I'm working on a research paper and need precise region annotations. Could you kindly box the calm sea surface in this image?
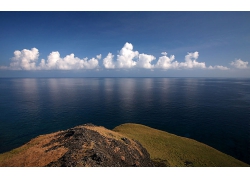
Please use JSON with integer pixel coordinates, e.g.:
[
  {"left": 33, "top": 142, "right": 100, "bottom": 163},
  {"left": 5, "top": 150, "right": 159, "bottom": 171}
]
[{"left": 0, "top": 78, "right": 249, "bottom": 164}]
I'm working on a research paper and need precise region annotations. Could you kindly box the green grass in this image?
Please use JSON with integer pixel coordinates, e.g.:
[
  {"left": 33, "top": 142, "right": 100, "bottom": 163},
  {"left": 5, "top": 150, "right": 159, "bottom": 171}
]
[{"left": 114, "top": 123, "right": 249, "bottom": 167}]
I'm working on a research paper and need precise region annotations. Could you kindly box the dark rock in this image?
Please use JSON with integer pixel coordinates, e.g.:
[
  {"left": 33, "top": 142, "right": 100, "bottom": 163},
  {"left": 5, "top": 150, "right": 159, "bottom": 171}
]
[
  {"left": 64, "top": 130, "right": 75, "bottom": 138},
  {"left": 46, "top": 124, "right": 154, "bottom": 167},
  {"left": 121, "top": 137, "right": 131, "bottom": 145}
]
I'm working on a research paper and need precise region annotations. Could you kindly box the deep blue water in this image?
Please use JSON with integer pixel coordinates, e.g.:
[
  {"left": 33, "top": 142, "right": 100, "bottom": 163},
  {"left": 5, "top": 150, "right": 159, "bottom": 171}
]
[{"left": 0, "top": 78, "right": 249, "bottom": 164}]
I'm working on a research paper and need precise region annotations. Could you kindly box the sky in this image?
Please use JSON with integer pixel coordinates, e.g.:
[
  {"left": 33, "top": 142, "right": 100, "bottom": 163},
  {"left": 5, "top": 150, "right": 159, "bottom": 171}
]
[{"left": 0, "top": 11, "right": 250, "bottom": 77}]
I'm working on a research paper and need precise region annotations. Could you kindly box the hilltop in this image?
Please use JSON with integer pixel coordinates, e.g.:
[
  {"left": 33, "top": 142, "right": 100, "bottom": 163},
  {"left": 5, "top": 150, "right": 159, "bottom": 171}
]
[{"left": 0, "top": 123, "right": 153, "bottom": 167}]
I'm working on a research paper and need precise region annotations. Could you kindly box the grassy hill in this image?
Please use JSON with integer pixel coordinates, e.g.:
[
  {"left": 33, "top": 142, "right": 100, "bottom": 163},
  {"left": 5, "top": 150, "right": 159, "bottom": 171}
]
[
  {"left": 114, "top": 123, "right": 249, "bottom": 167},
  {"left": 0, "top": 124, "right": 153, "bottom": 167},
  {"left": 0, "top": 123, "right": 248, "bottom": 167}
]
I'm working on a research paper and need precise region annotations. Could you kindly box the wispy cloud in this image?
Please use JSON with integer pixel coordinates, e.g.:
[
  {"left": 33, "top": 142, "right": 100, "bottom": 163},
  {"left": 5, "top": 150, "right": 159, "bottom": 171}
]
[
  {"left": 208, "top": 65, "right": 229, "bottom": 70},
  {"left": 230, "top": 59, "right": 248, "bottom": 69},
  {"left": 96, "top": 54, "right": 102, "bottom": 60}
]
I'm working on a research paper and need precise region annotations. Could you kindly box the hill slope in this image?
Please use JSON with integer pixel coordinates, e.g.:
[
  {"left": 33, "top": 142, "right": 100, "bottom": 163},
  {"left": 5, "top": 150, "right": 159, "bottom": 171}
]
[
  {"left": 0, "top": 124, "right": 153, "bottom": 167},
  {"left": 114, "top": 123, "right": 249, "bottom": 167},
  {"left": 0, "top": 123, "right": 248, "bottom": 167}
]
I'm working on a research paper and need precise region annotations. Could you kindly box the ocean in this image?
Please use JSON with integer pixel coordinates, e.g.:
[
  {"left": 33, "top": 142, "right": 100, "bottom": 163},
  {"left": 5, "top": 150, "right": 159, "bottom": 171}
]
[{"left": 0, "top": 78, "right": 249, "bottom": 164}]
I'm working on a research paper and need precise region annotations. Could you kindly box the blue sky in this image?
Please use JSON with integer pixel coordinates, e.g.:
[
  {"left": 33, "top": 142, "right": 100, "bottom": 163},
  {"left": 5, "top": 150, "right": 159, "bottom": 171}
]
[{"left": 0, "top": 11, "right": 249, "bottom": 77}]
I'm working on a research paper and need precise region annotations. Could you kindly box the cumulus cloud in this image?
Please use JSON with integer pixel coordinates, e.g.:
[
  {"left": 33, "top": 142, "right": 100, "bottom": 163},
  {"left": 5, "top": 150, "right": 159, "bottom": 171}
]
[
  {"left": 155, "top": 51, "right": 207, "bottom": 70},
  {"left": 230, "top": 59, "right": 248, "bottom": 69},
  {"left": 103, "top": 42, "right": 155, "bottom": 69},
  {"left": 155, "top": 53, "right": 179, "bottom": 69},
  {"left": 4, "top": 48, "right": 99, "bottom": 70},
  {"left": 116, "top": 42, "right": 138, "bottom": 68},
  {"left": 10, "top": 48, "right": 39, "bottom": 70},
  {"left": 102, "top": 44, "right": 209, "bottom": 70},
  {"left": 1, "top": 42, "right": 234, "bottom": 72},
  {"left": 103, "top": 53, "right": 115, "bottom": 69},
  {"left": 136, "top": 53, "right": 155, "bottom": 69},
  {"left": 179, "top": 52, "right": 206, "bottom": 69},
  {"left": 38, "top": 52, "right": 99, "bottom": 70}
]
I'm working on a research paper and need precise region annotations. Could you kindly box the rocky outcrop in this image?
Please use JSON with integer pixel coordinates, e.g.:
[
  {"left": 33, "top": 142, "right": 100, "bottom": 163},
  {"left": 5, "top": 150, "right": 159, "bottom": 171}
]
[{"left": 0, "top": 124, "right": 154, "bottom": 167}]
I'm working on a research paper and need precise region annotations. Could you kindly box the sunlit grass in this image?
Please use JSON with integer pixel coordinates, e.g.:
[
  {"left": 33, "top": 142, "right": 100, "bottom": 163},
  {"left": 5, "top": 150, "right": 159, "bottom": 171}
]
[
  {"left": 0, "top": 132, "right": 67, "bottom": 167},
  {"left": 114, "top": 123, "right": 249, "bottom": 167}
]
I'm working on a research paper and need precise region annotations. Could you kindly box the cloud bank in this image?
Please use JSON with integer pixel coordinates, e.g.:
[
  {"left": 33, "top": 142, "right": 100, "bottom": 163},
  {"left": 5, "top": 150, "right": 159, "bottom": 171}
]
[
  {"left": 103, "top": 43, "right": 228, "bottom": 70},
  {"left": 1, "top": 42, "right": 245, "bottom": 71},
  {"left": 2, "top": 48, "right": 99, "bottom": 70},
  {"left": 38, "top": 52, "right": 99, "bottom": 70}
]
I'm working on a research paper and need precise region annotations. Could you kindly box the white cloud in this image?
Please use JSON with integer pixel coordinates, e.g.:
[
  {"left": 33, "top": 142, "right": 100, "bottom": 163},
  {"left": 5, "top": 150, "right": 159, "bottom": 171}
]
[
  {"left": 230, "top": 59, "right": 248, "bottom": 69},
  {"left": 104, "top": 42, "right": 153, "bottom": 69},
  {"left": 136, "top": 53, "right": 155, "bottom": 69},
  {"left": 84, "top": 58, "right": 99, "bottom": 69},
  {"left": 1, "top": 43, "right": 236, "bottom": 72},
  {"left": 116, "top": 42, "right": 138, "bottom": 68},
  {"left": 155, "top": 53, "right": 179, "bottom": 69},
  {"left": 161, "top": 52, "right": 167, "bottom": 56},
  {"left": 155, "top": 51, "right": 206, "bottom": 70},
  {"left": 38, "top": 52, "right": 99, "bottom": 70},
  {"left": 179, "top": 52, "right": 206, "bottom": 69},
  {"left": 208, "top": 65, "right": 229, "bottom": 70},
  {"left": 103, "top": 53, "right": 115, "bottom": 69},
  {"left": 96, "top": 54, "right": 102, "bottom": 60},
  {"left": 5, "top": 48, "right": 99, "bottom": 70},
  {"left": 10, "top": 48, "right": 39, "bottom": 70}
]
